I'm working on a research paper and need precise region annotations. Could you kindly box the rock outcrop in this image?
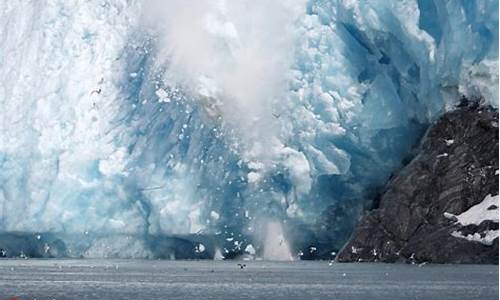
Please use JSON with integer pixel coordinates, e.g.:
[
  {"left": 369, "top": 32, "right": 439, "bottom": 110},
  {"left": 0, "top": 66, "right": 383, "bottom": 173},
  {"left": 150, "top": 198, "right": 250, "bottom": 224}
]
[{"left": 337, "top": 103, "right": 499, "bottom": 263}]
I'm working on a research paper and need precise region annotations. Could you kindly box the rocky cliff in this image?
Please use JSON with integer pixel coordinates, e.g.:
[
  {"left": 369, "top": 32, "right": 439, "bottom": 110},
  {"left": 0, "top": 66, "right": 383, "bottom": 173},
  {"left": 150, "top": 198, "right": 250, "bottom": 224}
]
[{"left": 337, "top": 102, "right": 499, "bottom": 263}]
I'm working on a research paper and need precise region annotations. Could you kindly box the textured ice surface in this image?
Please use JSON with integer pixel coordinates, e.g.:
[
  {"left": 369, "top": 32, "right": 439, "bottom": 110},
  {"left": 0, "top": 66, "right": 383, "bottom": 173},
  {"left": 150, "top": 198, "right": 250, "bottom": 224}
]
[{"left": 0, "top": 0, "right": 497, "bottom": 257}]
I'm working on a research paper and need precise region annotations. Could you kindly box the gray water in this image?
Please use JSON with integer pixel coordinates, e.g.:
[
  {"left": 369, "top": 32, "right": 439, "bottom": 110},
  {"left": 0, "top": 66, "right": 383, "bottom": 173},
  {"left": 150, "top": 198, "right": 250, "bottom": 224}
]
[{"left": 0, "top": 259, "right": 497, "bottom": 300}]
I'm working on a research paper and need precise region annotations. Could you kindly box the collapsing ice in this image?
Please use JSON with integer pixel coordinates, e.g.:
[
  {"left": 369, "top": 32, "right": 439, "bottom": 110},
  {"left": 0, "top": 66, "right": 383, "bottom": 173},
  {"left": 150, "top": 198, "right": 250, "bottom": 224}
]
[{"left": 0, "top": 0, "right": 497, "bottom": 258}]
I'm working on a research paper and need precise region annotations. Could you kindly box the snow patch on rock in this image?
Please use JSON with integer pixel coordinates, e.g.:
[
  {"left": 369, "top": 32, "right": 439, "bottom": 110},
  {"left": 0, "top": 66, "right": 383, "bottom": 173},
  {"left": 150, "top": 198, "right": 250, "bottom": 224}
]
[
  {"left": 445, "top": 194, "right": 499, "bottom": 226},
  {"left": 446, "top": 194, "right": 499, "bottom": 246}
]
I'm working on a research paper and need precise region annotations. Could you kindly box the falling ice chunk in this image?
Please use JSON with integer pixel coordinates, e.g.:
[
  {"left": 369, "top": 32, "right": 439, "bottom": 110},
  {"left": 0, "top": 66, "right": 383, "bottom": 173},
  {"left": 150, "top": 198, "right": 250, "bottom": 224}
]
[
  {"left": 247, "top": 172, "right": 261, "bottom": 183},
  {"left": 210, "top": 211, "right": 220, "bottom": 220},
  {"left": 195, "top": 243, "right": 206, "bottom": 253},
  {"left": 155, "top": 88, "right": 168, "bottom": 99},
  {"left": 155, "top": 89, "right": 171, "bottom": 103}
]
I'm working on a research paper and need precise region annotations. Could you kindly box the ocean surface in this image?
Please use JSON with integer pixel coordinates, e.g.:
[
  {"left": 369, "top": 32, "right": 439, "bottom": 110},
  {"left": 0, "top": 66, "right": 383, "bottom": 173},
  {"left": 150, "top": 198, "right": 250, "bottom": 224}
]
[{"left": 0, "top": 260, "right": 497, "bottom": 300}]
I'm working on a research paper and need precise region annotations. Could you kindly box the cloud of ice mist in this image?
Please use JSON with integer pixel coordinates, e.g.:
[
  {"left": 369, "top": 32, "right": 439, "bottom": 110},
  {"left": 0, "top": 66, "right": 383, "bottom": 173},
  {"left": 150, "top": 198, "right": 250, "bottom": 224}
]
[{"left": 142, "top": 0, "right": 306, "bottom": 162}]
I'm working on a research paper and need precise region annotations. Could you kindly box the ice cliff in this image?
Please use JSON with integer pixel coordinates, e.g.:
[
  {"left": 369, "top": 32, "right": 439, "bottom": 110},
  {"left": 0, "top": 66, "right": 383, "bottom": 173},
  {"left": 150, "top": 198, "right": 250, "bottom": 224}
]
[{"left": 0, "top": 0, "right": 497, "bottom": 258}]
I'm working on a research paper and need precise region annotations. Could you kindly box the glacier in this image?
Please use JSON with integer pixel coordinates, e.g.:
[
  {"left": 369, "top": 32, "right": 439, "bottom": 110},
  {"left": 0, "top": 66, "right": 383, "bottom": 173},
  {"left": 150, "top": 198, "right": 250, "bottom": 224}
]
[{"left": 0, "top": 0, "right": 497, "bottom": 258}]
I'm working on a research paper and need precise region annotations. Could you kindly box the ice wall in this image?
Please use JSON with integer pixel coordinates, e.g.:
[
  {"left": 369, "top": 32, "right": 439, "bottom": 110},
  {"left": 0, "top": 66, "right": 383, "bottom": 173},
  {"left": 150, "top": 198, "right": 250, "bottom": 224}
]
[{"left": 0, "top": 0, "right": 497, "bottom": 258}]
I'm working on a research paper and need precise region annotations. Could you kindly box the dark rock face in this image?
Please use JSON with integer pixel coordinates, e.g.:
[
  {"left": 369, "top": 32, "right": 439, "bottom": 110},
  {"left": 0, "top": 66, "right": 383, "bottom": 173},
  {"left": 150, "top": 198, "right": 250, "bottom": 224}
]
[{"left": 337, "top": 104, "right": 499, "bottom": 263}]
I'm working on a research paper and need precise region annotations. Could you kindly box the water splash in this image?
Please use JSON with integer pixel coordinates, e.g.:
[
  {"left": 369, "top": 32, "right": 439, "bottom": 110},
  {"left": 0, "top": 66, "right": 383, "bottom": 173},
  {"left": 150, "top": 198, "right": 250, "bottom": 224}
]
[{"left": 263, "top": 221, "right": 293, "bottom": 261}]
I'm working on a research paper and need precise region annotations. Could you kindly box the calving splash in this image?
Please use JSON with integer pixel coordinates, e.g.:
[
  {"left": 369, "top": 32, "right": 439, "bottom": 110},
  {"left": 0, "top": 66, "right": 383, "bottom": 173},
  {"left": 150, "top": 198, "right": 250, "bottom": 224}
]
[
  {"left": 263, "top": 222, "right": 293, "bottom": 261},
  {"left": 0, "top": 0, "right": 497, "bottom": 258}
]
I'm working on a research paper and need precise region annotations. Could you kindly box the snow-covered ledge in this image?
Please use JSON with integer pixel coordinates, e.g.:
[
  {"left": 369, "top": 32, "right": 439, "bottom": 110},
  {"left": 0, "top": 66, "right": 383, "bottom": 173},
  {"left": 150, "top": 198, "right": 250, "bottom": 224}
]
[{"left": 444, "top": 194, "right": 499, "bottom": 246}]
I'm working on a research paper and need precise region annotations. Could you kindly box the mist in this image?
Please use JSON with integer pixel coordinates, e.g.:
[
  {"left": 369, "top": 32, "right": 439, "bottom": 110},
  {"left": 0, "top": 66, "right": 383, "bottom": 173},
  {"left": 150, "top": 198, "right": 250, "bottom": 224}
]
[{"left": 142, "top": 0, "right": 306, "bottom": 166}]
